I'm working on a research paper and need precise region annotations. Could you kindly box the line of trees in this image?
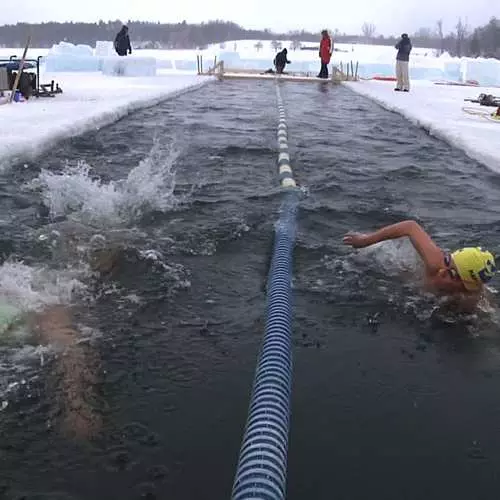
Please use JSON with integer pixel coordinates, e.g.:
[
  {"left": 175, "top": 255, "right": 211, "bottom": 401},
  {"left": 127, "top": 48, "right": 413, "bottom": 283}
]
[
  {"left": 0, "top": 18, "right": 498, "bottom": 58},
  {"left": 359, "top": 17, "right": 500, "bottom": 58},
  {"left": 0, "top": 20, "right": 267, "bottom": 49}
]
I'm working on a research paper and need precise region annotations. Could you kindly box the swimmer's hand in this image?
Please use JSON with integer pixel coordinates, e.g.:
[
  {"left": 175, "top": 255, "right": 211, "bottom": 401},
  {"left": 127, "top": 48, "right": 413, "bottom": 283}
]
[{"left": 342, "top": 232, "right": 370, "bottom": 248}]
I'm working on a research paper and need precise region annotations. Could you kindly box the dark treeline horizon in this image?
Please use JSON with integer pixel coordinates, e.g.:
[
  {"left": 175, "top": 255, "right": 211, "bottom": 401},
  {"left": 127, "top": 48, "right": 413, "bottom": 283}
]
[{"left": 0, "top": 18, "right": 498, "bottom": 58}]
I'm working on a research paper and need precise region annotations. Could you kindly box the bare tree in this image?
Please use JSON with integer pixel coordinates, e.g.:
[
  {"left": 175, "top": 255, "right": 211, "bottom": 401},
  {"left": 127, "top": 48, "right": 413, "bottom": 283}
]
[
  {"left": 361, "top": 22, "right": 376, "bottom": 40},
  {"left": 271, "top": 40, "right": 280, "bottom": 51},
  {"left": 456, "top": 17, "right": 469, "bottom": 57},
  {"left": 254, "top": 41, "right": 263, "bottom": 52},
  {"left": 291, "top": 39, "right": 301, "bottom": 51},
  {"left": 483, "top": 17, "right": 500, "bottom": 57},
  {"left": 436, "top": 19, "right": 444, "bottom": 55},
  {"left": 469, "top": 31, "right": 481, "bottom": 56}
]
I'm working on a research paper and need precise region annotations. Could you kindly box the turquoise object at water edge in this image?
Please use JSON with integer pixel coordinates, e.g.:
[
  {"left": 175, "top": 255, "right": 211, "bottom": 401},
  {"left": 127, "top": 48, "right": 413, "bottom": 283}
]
[{"left": 0, "top": 303, "right": 23, "bottom": 334}]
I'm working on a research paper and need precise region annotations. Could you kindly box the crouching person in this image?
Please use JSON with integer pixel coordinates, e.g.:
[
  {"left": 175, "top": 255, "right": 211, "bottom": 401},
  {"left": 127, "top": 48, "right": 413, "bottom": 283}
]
[{"left": 274, "top": 48, "right": 291, "bottom": 74}]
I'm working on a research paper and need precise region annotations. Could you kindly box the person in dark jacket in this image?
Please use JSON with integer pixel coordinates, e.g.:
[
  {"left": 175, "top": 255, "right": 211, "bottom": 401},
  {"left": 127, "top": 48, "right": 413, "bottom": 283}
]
[
  {"left": 274, "top": 48, "right": 291, "bottom": 74},
  {"left": 395, "top": 33, "right": 412, "bottom": 91},
  {"left": 114, "top": 26, "right": 132, "bottom": 57},
  {"left": 318, "top": 30, "right": 333, "bottom": 78}
]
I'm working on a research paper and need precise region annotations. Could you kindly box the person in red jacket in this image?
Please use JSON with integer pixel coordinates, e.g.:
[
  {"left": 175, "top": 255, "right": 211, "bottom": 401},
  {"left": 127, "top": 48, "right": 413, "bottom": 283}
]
[{"left": 318, "top": 30, "right": 333, "bottom": 78}]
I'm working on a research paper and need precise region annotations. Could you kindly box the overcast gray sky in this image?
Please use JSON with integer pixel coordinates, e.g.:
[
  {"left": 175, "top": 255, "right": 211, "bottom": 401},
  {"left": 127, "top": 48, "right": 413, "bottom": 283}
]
[{"left": 0, "top": 0, "right": 497, "bottom": 35}]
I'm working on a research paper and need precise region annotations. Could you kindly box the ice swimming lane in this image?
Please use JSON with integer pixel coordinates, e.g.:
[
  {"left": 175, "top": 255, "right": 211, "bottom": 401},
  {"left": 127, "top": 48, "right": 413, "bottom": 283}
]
[{"left": 231, "top": 80, "right": 299, "bottom": 500}]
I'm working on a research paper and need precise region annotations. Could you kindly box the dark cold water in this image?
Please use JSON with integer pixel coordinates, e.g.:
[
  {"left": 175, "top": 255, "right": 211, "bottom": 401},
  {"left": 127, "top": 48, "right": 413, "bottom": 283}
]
[{"left": 1, "top": 80, "right": 500, "bottom": 500}]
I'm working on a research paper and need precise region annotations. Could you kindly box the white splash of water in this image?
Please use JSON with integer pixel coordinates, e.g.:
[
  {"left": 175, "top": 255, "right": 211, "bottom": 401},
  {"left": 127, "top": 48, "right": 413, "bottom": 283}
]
[
  {"left": 353, "top": 239, "right": 423, "bottom": 277},
  {"left": 0, "top": 260, "right": 87, "bottom": 314},
  {"left": 122, "top": 143, "right": 180, "bottom": 217},
  {"left": 36, "top": 162, "right": 123, "bottom": 222},
  {"left": 32, "top": 142, "right": 184, "bottom": 226}
]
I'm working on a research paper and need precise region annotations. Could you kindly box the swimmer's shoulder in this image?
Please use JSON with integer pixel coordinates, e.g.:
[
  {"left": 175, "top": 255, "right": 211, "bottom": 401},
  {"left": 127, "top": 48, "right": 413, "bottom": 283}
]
[{"left": 34, "top": 305, "right": 76, "bottom": 347}]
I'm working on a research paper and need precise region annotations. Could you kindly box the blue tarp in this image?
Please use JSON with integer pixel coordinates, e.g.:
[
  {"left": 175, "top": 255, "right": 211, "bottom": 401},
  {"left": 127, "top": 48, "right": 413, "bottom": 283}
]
[{"left": 0, "top": 61, "right": 36, "bottom": 70}]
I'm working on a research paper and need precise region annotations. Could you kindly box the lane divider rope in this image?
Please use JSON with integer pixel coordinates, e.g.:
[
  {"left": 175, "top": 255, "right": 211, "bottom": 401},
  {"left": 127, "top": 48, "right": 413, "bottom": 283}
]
[
  {"left": 231, "top": 79, "right": 299, "bottom": 500},
  {"left": 275, "top": 84, "right": 296, "bottom": 189}
]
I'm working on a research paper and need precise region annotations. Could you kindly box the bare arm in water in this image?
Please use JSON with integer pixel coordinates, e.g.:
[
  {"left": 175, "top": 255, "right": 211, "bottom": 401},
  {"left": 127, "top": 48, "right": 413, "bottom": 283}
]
[
  {"left": 343, "top": 220, "right": 485, "bottom": 311},
  {"left": 343, "top": 220, "right": 444, "bottom": 273},
  {"left": 32, "top": 305, "right": 101, "bottom": 439}
]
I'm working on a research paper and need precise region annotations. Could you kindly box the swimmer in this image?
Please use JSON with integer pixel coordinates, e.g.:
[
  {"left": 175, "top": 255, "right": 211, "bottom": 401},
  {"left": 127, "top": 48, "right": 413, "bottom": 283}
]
[
  {"left": 34, "top": 305, "right": 102, "bottom": 439},
  {"left": 0, "top": 301, "right": 101, "bottom": 439},
  {"left": 0, "top": 244, "right": 147, "bottom": 438},
  {"left": 343, "top": 220, "right": 496, "bottom": 312},
  {"left": 0, "top": 243, "right": 123, "bottom": 439},
  {"left": 1, "top": 239, "right": 159, "bottom": 439}
]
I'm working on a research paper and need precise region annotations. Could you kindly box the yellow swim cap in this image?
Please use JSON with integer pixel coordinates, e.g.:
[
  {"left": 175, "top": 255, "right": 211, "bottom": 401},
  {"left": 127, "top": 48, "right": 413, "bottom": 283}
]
[{"left": 451, "top": 247, "right": 496, "bottom": 290}]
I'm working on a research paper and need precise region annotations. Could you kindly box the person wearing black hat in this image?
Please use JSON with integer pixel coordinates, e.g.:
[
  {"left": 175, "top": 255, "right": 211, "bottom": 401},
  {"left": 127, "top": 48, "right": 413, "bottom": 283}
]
[
  {"left": 395, "top": 33, "right": 412, "bottom": 91},
  {"left": 274, "top": 48, "right": 291, "bottom": 74}
]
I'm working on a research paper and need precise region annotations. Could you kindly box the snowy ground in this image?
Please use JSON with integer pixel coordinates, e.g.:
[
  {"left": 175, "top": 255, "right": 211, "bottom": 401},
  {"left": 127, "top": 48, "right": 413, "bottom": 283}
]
[
  {"left": 345, "top": 80, "right": 500, "bottom": 173},
  {"left": 0, "top": 70, "right": 210, "bottom": 169},
  {"left": 0, "top": 48, "right": 49, "bottom": 59}
]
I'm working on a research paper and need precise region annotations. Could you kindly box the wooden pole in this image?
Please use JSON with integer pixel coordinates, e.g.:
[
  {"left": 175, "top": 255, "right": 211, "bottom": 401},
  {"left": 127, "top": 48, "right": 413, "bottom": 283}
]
[{"left": 9, "top": 35, "right": 31, "bottom": 103}]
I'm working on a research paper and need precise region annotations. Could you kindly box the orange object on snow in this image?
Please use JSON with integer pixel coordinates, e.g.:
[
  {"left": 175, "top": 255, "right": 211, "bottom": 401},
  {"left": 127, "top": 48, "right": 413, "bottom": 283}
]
[{"left": 372, "top": 76, "right": 397, "bottom": 81}]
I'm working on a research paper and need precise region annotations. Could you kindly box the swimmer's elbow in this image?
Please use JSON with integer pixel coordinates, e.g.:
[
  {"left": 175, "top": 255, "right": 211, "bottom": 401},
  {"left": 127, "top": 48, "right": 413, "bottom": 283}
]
[
  {"left": 385, "top": 220, "right": 423, "bottom": 238},
  {"left": 401, "top": 220, "right": 422, "bottom": 235}
]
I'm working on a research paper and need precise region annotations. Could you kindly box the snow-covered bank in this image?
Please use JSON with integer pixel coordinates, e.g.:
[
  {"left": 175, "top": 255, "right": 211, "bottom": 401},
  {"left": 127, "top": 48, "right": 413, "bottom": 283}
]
[
  {"left": 0, "top": 71, "right": 211, "bottom": 169},
  {"left": 345, "top": 80, "right": 500, "bottom": 173}
]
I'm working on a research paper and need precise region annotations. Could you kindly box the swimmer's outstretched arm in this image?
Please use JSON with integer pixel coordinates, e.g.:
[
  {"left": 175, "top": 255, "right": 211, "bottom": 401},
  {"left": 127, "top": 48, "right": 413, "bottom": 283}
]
[{"left": 343, "top": 220, "right": 443, "bottom": 272}]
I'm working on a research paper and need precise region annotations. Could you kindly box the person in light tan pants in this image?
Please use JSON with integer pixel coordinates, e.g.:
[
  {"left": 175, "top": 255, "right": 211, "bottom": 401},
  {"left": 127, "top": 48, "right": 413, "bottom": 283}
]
[
  {"left": 394, "top": 33, "right": 412, "bottom": 92},
  {"left": 396, "top": 60, "right": 410, "bottom": 91}
]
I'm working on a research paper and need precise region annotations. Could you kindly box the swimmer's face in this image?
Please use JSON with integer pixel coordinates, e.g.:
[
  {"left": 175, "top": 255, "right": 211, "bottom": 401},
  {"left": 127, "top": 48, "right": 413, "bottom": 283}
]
[
  {"left": 434, "top": 268, "right": 467, "bottom": 293},
  {"left": 434, "top": 255, "right": 473, "bottom": 293}
]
